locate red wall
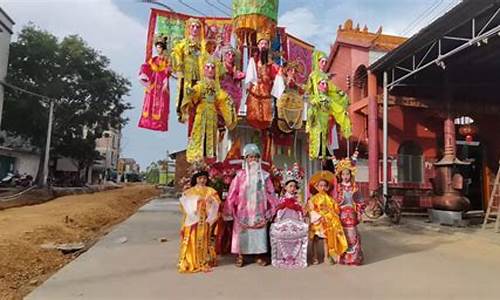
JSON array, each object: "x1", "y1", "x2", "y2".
[
  {"x1": 329, "y1": 44, "x2": 441, "y2": 161},
  {"x1": 384, "y1": 106, "x2": 440, "y2": 159}
]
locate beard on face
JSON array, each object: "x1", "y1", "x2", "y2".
[
  {"x1": 248, "y1": 161, "x2": 259, "y2": 172},
  {"x1": 259, "y1": 48, "x2": 269, "y2": 65}
]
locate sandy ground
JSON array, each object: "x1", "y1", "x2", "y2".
[{"x1": 0, "y1": 184, "x2": 161, "y2": 300}]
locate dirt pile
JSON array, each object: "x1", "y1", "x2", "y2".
[{"x1": 0, "y1": 184, "x2": 161, "y2": 300}]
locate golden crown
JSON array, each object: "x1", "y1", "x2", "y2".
[
  {"x1": 334, "y1": 158, "x2": 357, "y2": 177},
  {"x1": 257, "y1": 30, "x2": 272, "y2": 42}
]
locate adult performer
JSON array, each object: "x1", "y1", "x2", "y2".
[{"x1": 224, "y1": 144, "x2": 278, "y2": 267}]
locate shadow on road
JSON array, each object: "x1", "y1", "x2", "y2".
[{"x1": 361, "y1": 224, "x2": 458, "y2": 265}]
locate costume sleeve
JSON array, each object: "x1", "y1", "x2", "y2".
[
  {"x1": 270, "y1": 63, "x2": 281, "y2": 79},
  {"x1": 171, "y1": 40, "x2": 185, "y2": 74},
  {"x1": 306, "y1": 96, "x2": 319, "y2": 133},
  {"x1": 330, "y1": 196, "x2": 341, "y2": 215},
  {"x1": 329, "y1": 90, "x2": 352, "y2": 139},
  {"x1": 353, "y1": 190, "x2": 365, "y2": 213},
  {"x1": 215, "y1": 90, "x2": 237, "y2": 130},
  {"x1": 306, "y1": 197, "x2": 314, "y2": 214},
  {"x1": 244, "y1": 57, "x2": 258, "y2": 85},
  {"x1": 164, "y1": 62, "x2": 172, "y2": 77},
  {"x1": 180, "y1": 81, "x2": 202, "y2": 123},
  {"x1": 139, "y1": 62, "x2": 153, "y2": 84},
  {"x1": 207, "y1": 188, "x2": 222, "y2": 225},
  {"x1": 304, "y1": 75, "x2": 313, "y2": 96},
  {"x1": 224, "y1": 172, "x2": 240, "y2": 219},
  {"x1": 265, "y1": 175, "x2": 278, "y2": 219}
]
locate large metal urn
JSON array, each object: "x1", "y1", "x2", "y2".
[{"x1": 432, "y1": 117, "x2": 470, "y2": 212}]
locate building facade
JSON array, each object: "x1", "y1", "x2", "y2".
[
  {"x1": 327, "y1": 19, "x2": 438, "y2": 209},
  {"x1": 94, "y1": 128, "x2": 121, "y2": 179}
]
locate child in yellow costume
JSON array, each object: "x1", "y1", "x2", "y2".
[
  {"x1": 178, "y1": 169, "x2": 221, "y2": 273},
  {"x1": 306, "y1": 170, "x2": 348, "y2": 265}
]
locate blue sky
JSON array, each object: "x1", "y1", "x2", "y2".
[{"x1": 0, "y1": 0, "x2": 460, "y2": 169}]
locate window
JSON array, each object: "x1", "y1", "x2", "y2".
[{"x1": 397, "y1": 141, "x2": 423, "y2": 183}]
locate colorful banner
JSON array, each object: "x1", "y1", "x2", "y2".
[
  {"x1": 286, "y1": 34, "x2": 314, "y2": 85},
  {"x1": 145, "y1": 9, "x2": 232, "y2": 61}
]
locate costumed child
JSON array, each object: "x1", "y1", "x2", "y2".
[
  {"x1": 270, "y1": 163, "x2": 308, "y2": 269},
  {"x1": 333, "y1": 151, "x2": 364, "y2": 265},
  {"x1": 177, "y1": 168, "x2": 221, "y2": 273},
  {"x1": 307, "y1": 170, "x2": 348, "y2": 265}
]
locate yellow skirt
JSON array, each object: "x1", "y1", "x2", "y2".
[{"x1": 178, "y1": 223, "x2": 217, "y2": 273}]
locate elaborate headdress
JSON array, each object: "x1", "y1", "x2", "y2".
[
  {"x1": 185, "y1": 18, "x2": 205, "y2": 47},
  {"x1": 284, "y1": 60, "x2": 304, "y2": 75},
  {"x1": 154, "y1": 34, "x2": 168, "y2": 48},
  {"x1": 219, "y1": 44, "x2": 242, "y2": 70},
  {"x1": 281, "y1": 163, "x2": 304, "y2": 186},
  {"x1": 333, "y1": 151, "x2": 359, "y2": 178},
  {"x1": 199, "y1": 53, "x2": 222, "y2": 90},
  {"x1": 186, "y1": 17, "x2": 202, "y2": 28},
  {"x1": 257, "y1": 30, "x2": 272, "y2": 43},
  {"x1": 312, "y1": 50, "x2": 328, "y2": 74}
]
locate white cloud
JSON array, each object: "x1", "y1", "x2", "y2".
[{"x1": 279, "y1": 7, "x2": 320, "y2": 41}]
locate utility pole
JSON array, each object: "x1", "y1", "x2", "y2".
[
  {"x1": 42, "y1": 99, "x2": 55, "y2": 186},
  {"x1": 382, "y1": 72, "x2": 388, "y2": 205}
]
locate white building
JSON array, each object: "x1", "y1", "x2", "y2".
[
  {"x1": 0, "y1": 7, "x2": 14, "y2": 128},
  {"x1": 94, "y1": 128, "x2": 121, "y2": 173}
]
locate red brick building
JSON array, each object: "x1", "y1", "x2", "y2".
[
  {"x1": 328, "y1": 1, "x2": 500, "y2": 212},
  {"x1": 326, "y1": 20, "x2": 442, "y2": 210}
]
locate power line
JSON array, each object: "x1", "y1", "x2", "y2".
[
  {"x1": 404, "y1": 0, "x2": 461, "y2": 36},
  {"x1": 178, "y1": 0, "x2": 208, "y2": 16},
  {"x1": 0, "y1": 79, "x2": 54, "y2": 104},
  {"x1": 400, "y1": 0, "x2": 443, "y2": 36},
  {"x1": 205, "y1": 0, "x2": 231, "y2": 16},
  {"x1": 425, "y1": 0, "x2": 461, "y2": 28},
  {"x1": 216, "y1": 0, "x2": 232, "y2": 12}
]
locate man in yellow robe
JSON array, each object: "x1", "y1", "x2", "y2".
[{"x1": 172, "y1": 18, "x2": 205, "y2": 125}]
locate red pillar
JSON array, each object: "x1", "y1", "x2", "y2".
[{"x1": 368, "y1": 71, "x2": 379, "y2": 194}]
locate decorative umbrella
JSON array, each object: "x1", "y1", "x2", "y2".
[{"x1": 232, "y1": 0, "x2": 279, "y2": 44}]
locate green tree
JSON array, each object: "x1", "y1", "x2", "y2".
[
  {"x1": 2, "y1": 25, "x2": 132, "y2": 185},
  {"x1": 145, "y1": 162, "x2": 159, "y2": 184}
]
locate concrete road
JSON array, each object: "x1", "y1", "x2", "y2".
[{"x1": 26, "y1": 197, "x2": 500, "y2": 300}]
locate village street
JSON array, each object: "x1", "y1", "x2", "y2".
[{"x1": 26, "y1": 196, "x2": 500, "y2": 300}]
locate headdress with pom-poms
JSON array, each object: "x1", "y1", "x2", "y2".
[
  {"x1": 281, "y1": 163, "x2": 304, "y2": 187},
  {"x1": 332, "y1": 150, "x2": 359, "y2": 178}
]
